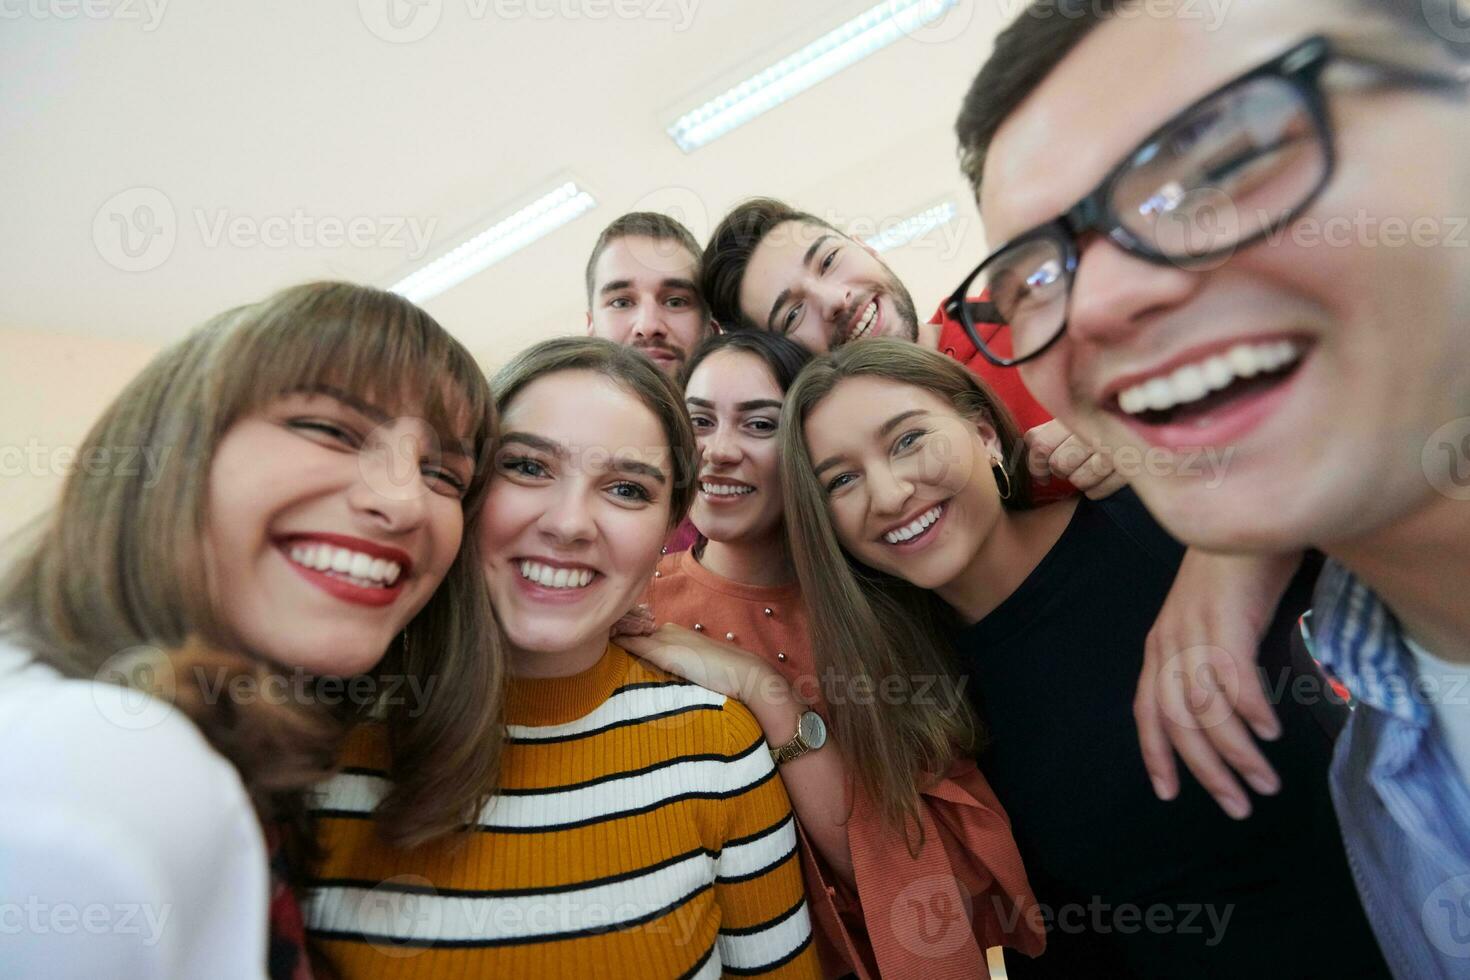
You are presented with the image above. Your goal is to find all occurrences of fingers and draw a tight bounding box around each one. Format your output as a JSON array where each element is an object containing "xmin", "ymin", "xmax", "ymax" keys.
[
  {"xmin": 1229, "ymin": 651, "xmax": 1284, "ymax": 742},
  {"xmin": 1022, "ymin": 419, "xmax": 1072, "ymax": 479},
  {"xmin": 610, "ymin": 604, "xmax": 656, "ymax": 638},
  {"xmin": 1154, "ymin": 658, "xmax": 1254, "ymax": 819},
  {"xmin": 1071, "ymin": 449, "xmax": 1125, "ymax": 500},
  {"xmin": 1134, "ymin": 658, "xmax": 1179, "ymax": 802},
  {"xmin": 1150, "ymin": 644, "xmax": 1283, "ymax": 819}
]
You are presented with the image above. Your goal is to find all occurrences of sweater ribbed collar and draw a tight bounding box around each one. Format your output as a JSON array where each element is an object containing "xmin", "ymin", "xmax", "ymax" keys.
[{"xmin": 505, "ymin": 643, "xmax": 627, "ymax": 727}]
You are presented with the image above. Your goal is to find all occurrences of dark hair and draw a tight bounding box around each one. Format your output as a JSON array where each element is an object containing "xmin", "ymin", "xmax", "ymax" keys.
[
  {"xmin": 679, "ymin": 329, "xmax": 814, "ymax": 395},
  {"xmin": 956, "ymin": 0, "xmax": 1470, "ymax": 197},
  {"xmin": 584, "ymin": 211, "xmax": 704, "ymax": 308},
  {"xmin": 700, "ymin": 197, "xmax": 840, "ymax": 332},
  {"xmin": 491, "ymin": 337, "xmax": 699, "ymax": 529}
]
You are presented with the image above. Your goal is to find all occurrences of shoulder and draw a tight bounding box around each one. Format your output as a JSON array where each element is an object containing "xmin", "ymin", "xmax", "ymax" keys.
[
  {"xmin": 1085, "ymin": 487, "xmax": 1185, "ymax": 567},
  {"xmin": 0, "ymin": 648, "xmax": 267, "ymax": 889},
  {"xmin": 0, "ymin": 647, "xmax": 268, "ymax": 970}
]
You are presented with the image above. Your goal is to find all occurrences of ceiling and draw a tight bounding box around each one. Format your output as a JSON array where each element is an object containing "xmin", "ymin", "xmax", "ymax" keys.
[{"xmin": 1, "ymin": 0, "xmax": 1010, "ymax": 367}]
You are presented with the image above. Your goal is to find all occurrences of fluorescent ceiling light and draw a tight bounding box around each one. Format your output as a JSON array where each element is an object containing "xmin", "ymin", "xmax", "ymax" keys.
[
  {"xmin": 863, "ymin": 200, "xmax": 959, "ymax": 253},
  {"xmin": 667, "ymin": 0, "xmax": 961, "ymax": 153},
  {"xmin": 391, "ymin": 181, "xmax": 596, "ymax": 303}
]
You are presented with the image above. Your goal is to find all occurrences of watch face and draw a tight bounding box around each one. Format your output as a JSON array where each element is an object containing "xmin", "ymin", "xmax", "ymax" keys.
[{"xmin": 798, "ymin": 710, "xmax": 827, "ymax": 750}]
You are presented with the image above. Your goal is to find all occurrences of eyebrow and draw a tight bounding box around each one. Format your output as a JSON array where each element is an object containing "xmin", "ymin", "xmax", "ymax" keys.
[
  {"xmin": 599, "ymin": 277, "xmax": 699, "ymax": 297},
  {"xmin": 765, "ymin": 233, "xmax": 836, "ymax": 332},
  {"xmin": 811, "ymin": 409, "xmax": 928, "ymax": 477},
  {"xmin": 686, "ymin": 397, "xmax": 784, "ymax": 412},
  {"xmin": 500, "ymin": 431, "xmax": 667, "ymax": 484},
  {"xmin": 309, "ymin": 385, "xmax": 475, "ymax": 460}
]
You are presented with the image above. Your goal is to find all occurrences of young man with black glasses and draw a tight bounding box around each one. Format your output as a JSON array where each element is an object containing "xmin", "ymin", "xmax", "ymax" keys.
[{"xmin": 954, "ymin": 1, "xmax": 1470, "ymax": 974}]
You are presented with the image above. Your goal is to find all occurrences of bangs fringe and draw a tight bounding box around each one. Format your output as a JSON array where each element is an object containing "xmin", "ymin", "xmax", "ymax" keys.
[{"xmin": 206, "ymin": 283, "xmax": 495, "ymax": 489}]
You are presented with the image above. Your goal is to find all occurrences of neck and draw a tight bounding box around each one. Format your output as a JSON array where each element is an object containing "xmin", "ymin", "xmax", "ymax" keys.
[
  {"xmin": 936, "ymin": 498, "xmax": 1078, "ymax": 625},
  {"xmin": 1331, "ymin": 493, "xmax": 1470, "ymax": 663},
  {"xmin": 917, "ymin": 320, "xmax": 942, "ymax": 350},
  {"xmin": 699, "ymin": 530, "xmax": 793, "ymax": 587},
  {"xmin": 510, "ymin": 635, "xmax": 607, "ymax": 679}
]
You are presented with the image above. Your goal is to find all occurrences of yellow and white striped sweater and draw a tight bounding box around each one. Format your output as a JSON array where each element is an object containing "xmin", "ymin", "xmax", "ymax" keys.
[{"xmin": 306, "ymin": 643, "xmax": 821, "ymax": 979}]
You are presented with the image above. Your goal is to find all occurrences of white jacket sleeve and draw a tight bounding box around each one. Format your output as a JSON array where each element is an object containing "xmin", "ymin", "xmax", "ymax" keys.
[{"xmin": 0, "ymin": 651, "xmax": 270, "ymax": 980}]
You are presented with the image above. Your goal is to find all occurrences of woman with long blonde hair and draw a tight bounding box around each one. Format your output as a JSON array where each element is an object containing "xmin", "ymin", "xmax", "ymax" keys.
[
  {"xmin": 779, "ymin": 338, "xmax": 1387, "ymax": 978},
  {"xmin": 0, "ymin": 282, "xmax": 504, "ymax": 978}
]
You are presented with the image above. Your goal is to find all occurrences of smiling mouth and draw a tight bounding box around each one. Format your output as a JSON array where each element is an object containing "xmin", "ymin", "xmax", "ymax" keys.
[
  {"xmin": 700, "ymin": 479, "xmax": 756, "ymax": 498},
  {"xmin": 1112, "ymin": 338, "xmax": 1308, "ymax": 427},
  {"xmin": 882, "ymin": 502, "xmax": 945, "ymax": 545},
  {"xmin": 518, "ymin": 560, "xmax": 597, "ymax": 590},
  {"xmin": 847, "ymin": 299, "xmax": 879, "ymax": 343}
]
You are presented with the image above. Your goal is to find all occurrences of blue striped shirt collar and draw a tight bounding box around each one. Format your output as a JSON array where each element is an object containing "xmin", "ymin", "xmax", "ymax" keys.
[{"xmin": 1311, "ymin": 559, "xmax": 1433, "ymax": 728}]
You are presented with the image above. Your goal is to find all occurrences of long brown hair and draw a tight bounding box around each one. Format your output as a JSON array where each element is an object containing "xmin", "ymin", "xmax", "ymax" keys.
[
  {"xmin": 779, "ymin": 339, "xmax": 1031, "ymax": 838},
  {"xmin": 0, "ymin": 281, "xmax": 506, "ymax": 850}
]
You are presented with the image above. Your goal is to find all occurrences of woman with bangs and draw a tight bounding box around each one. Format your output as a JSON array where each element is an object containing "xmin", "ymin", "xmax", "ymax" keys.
[
  {"xmin": 777, "ymin": 338, "xmax": 1387, "ymax": 978},
  {"xmin": 616, "ymin": 329, "xmax": 1044, "ymax": 979},
  {"xmin": 0, "ymin": 281, "xmax": 504, "ymax": 979},
  {"xmin": 308, "ymin": 337, "xmax": 820, "ymax": 979}
]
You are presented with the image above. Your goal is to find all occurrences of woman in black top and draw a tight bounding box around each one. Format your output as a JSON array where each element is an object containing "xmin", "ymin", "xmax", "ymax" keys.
[{"xmin": 779, "ymin": 339, "xmax": 1385, "ymax": 978}]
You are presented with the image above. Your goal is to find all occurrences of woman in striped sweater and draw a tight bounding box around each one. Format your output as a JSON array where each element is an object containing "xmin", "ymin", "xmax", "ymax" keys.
[{"xmin": 308, "ymin": 338, "xmax": 820, "ymax": 978}]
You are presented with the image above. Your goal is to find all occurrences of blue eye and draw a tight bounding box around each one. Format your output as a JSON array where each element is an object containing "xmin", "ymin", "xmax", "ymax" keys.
[
  {"xmin": 611, "ymin": 481, "xmax": 652, "ymax": 502},
  {"xmin": 825, "ymin": 472, "xmax": 855, "ymax": 494},
  {"xmin": 895, "ymin": 429, "xmax": 927, "ymax": 453},
  {"xmin": 501, "ymin": 456, "xmax": 547, "ymax": 478}
]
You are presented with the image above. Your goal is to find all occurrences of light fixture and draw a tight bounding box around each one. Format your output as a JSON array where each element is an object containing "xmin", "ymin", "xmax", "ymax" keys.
[
  {"xmin": 863, "ymin": 200, "xmax": 959, "ymax": 253},
  {"xmin": 667, "ymin": 0, "xmax": 961, "ymax": 153},
  {"xmin": 390, "ymin": 181, "xmax": 596, "ymax": 303}
]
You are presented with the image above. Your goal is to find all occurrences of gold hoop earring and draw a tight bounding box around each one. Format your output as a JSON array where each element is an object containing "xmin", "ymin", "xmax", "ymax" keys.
[{"xmin": 992, "ymin": 459, "xmax": 1012, "ymax": 502}]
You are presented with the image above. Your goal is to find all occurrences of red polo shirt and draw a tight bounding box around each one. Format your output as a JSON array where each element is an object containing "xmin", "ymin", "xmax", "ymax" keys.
[{"xmin": 928, "ymin": 301, "xmax": 1077, "ymax": 501}]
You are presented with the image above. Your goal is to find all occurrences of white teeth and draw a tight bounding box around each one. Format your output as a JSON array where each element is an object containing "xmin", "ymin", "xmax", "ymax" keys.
[
  {"xmin": 884, "ymin": 504, "xmax": 944, "ymax": 544},
  {"xmin": 518, "ymin": 560, "xmax": 594, "ymax": 590},
  {"xmin": 285, "ymin": 542, "xmax": 402, "ymax": 586},
  {"xmin": 1117, "ymin": 339, "xmax": 1303, "ymax": 416},
  {"xmin": 850, "ymin": 301, "xmax": 878, "ymax": 341},
  {"xmin": 701, "ymin": 481, "xmax": 755, "ymax": 496}
]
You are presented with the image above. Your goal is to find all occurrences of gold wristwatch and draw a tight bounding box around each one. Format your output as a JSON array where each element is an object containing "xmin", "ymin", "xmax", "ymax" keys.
[{"xmin": 770, "ymin": 710, "xmax": 828, "ymax": 766}]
